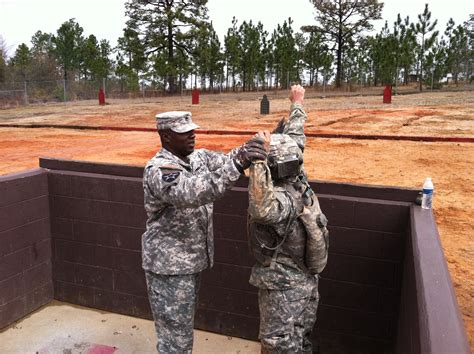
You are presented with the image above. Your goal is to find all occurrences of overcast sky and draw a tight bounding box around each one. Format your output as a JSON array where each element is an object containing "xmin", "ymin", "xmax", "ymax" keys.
[{"xmin": 1, "ymin": 0, "xmax": 472, "ymax": 56}]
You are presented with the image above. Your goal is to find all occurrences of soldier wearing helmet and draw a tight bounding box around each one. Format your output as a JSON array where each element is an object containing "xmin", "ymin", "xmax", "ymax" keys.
[{"xmin": 248, "ymin": 85, "xmax": 329, "ymax": 353}]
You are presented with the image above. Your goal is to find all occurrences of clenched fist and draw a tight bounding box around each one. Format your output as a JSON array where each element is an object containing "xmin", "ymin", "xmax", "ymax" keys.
[{"xmin": 289, "ymin": 84, "xmax": 305, "ymax": 105}]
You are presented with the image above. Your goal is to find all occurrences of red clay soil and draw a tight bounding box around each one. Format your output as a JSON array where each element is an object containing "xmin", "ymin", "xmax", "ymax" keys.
[{"xmin": 0, "ymin": 88, "xmax": 473, "ymax": 349}]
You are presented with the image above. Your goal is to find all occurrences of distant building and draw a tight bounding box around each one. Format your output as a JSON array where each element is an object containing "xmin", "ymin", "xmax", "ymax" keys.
[{"xmin": 440, "ymin": 73, "xmax": 453, "ymax": 84}]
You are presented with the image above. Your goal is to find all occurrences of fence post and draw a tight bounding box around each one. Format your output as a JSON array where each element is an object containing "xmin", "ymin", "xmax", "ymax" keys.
[
  {"xmin": 24, "ymin": 81, "xmax": 28, "ymax": 105},
  {"xmin": 431, "ymin": 68, "xmax": 434, "ymax": 91},
  {"xmin": 394, "ymin": 66, "xmax": 398, "ymax": 95}
]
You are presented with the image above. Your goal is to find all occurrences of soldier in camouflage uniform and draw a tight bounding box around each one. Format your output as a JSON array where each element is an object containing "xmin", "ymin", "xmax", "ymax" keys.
[
  {"xmin": 142, "ymin": 111, "xmax": 267, "ymax": 353},
  {"xmin": 248, "ymin": 86, "xmax": 329, "ymax": 353},
  {"xmin": 273, "ymin": 85, "xmax": 307, "ymax": 151}
]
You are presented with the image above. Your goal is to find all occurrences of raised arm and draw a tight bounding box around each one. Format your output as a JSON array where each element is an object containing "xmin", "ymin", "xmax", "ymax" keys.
[
  {"xmin": 144, "ymin": 154, "xmax": 240, "ymax": 209},
  {"xmin": 145, "ymin": 139, "xmax": 267, "ymax": 209},
  {"xmin": 273, "ymin": 84, "xmax": 307, "ymax": 151}
]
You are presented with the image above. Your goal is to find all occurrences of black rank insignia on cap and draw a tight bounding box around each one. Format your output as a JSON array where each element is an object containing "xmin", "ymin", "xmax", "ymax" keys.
[{"xmin": 162, "ymin": 172, "xmax": 180, "ymax": 183}]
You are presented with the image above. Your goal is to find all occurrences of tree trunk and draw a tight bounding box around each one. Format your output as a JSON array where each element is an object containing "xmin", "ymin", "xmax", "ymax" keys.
[
  {"xmin": 335, "ymin": 18, "xmax": 343, "ymax": 88},
  {"xmin": 225, "ymin": 64, "xmax": 229, "ymax": 92},
  {"xmin": 419, "ymin": 38, "xmax": 424, "ymax": 92},
  {"xmin": 63, "ymin": 68, "xmax": 68, "ymax": 101},
  {"xmin": 167, "ymin": 23, "xmax": 176, "ymax": 93}
]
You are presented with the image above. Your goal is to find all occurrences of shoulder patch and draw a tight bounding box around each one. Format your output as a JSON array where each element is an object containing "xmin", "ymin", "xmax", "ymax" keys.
[{"xmin": 162, "ymin": 171, "xmax": 180, "ymax": 184}]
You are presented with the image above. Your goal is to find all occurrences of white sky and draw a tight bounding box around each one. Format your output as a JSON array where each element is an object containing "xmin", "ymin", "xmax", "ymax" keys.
[{"xmin": 0, "ymin": 0, "xmax": 472, "ymax": 57}]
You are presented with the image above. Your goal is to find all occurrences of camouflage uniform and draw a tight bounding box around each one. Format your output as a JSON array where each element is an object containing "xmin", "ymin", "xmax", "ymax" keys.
[
  {"xmin": 273, "ymin": 103, "xmax": 307, "ymax": 151},
  {"xmin": 248, "ymin": 105, "xmax": 328, "ymax": 353},
  {"xmin": 143, "ymin": 111, "xmax": 241, "ymax": 353}
]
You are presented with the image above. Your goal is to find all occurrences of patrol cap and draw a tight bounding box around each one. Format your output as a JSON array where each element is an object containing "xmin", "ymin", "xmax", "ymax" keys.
[{"xmin": 155, "ymin": 111, "xmax": 200, "ymax": 133}]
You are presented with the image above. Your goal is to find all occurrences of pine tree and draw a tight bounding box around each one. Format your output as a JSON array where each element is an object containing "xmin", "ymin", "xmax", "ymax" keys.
[
  {"xmin": 80, "ymin": 35, "xmax": 100, "ymax": 80},
  {"xmin": 52, "ymin": 19, "xmax": 84, "ymax": 83},
  {"xmin": 10, "ymin": 44, "xmax": 31, "ymax": 81},
  {"xmin": 303, "ymin": 0, "xmax": 383, "ymax": 88},
  {"xmin": 239, "ymin": 20, "xmax": 264, "ymax": 91},
  {"xmin": 465, "ymin": 15, "xmax": 474, "ymax": 82},
  {"xmin": 273, "ymin": 18, "xmax": 298, "ymax": 89},
  {"xmin": 371, "ymin": 22, "xmax": 398, "ymax": 86},
  {"xmin": 303, "ymin": 32, "xmax": 330, "ymax": 86},
  {"xmin": 411, "ymin": 4, "xmax": 439, "ymax": 91},
  {"xmin": 425, "ymin": 39, "xmax": 446, "ymax": 89},
  {"xmin": 125, "ymin": 0, "xmax": 209, "ymax": 93},
  {"xmin": 444, "ymin": 19, "xmax": 470, "ymax": 84},
  {"xmin": 30, "ymin": 31, "xmax": 59, "ymax": 86},
  {"xmin": 116, "ymin": 26, "xmax": 146, "ymax": 90},
  {"xmin": 0, "ymin": 36, "xmax": 9, "ymax": 83},
  {"xmin": 392, "ymin": 14, "xmax": 416, "ymax": 87},
  {"xmin": 224, "ymin": 17, "xmax": 242, "ymax": 91},
  {"xmin": 207, "ymin": 25, "xmax": 224, "ymax": 91}
]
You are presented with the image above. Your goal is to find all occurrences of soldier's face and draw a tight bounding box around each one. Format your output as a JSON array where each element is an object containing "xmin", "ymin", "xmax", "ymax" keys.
[{"xmin": 166, "ymin": 129, "xmax": 196, "ymax": 159}]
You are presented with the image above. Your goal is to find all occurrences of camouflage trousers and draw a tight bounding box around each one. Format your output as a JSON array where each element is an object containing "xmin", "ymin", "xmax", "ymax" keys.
[
  {"xmin": 145, "ymin": 271, "xmax": 201, "ymax": 353},
  {"xmin": 258, "ymin": 275, "xmax": 319, "ymax": 354}
]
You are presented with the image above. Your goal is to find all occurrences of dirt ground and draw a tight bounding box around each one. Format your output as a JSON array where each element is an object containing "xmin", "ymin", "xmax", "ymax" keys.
[{"xmin": 0, "ymin": 88, "xmax": 473, "ymax": 348}]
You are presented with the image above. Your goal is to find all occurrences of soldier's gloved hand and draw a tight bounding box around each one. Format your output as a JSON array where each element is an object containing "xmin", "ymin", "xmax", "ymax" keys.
[{"xmin": 233, "ymin": 137, "xmax": 268, "ymax": 172}]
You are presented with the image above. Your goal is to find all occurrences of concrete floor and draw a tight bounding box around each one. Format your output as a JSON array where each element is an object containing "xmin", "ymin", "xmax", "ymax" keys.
[{"xmin": 0, "ymin": 300, "xmax": 261, "ymax": 353}]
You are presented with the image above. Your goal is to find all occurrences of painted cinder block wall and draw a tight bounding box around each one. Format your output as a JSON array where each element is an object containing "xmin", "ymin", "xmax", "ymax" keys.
[
  {"xmin": 41, "ymin": 159, "xmax": 411, "ymax": 353},
  {"xmin": 47, "ymin": 166, "xmax": 150, "ymax": 319},
  {"xmin": 0, "ymin": 159, "xmax": 469, "ymax": 354},
  {"xmin": 0, "ymin": 169, "xmax": 53, "ymax": 327}
]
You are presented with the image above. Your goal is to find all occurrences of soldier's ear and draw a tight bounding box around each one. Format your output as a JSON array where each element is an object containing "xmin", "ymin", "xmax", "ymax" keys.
[{"xmin": 159, "ymin": 130, "xmax": 172, "ymax": 144}]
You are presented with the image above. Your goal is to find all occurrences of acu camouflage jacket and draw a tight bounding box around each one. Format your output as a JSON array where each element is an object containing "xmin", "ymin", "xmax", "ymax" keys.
[{"xmin": 142, "ymin": 148, "xmax": 241, "ymax": 275}]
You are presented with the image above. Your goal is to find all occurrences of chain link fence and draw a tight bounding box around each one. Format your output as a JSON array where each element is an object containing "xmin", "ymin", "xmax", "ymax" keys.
[
  {"xmin": 0, "ymin": 79, "xmax": 135, "ymax": 108},
  {"xmin": 0, "ymin": 71, "xmax": 311, "ymax": 108}
]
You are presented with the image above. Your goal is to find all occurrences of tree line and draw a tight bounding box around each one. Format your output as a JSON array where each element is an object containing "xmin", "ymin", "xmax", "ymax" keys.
[{"xmin": 0, "ymin": 0, "xmax": 472, "ymax": 99}]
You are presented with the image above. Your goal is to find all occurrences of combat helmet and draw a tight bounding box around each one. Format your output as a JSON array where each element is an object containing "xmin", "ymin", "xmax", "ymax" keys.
[{"xmin": 268, "ymin": 134, "xmax": 303, "ymax": 180}]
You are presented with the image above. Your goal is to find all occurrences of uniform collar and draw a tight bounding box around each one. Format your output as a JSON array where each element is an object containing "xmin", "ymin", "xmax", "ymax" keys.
[{"xmin": 160, "ymin": 147, "xmax": 194, "ymax": 169}]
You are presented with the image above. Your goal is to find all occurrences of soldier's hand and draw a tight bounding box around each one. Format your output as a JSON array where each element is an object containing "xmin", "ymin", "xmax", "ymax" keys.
[
  {"xmin": 233, "ymin": 137, "xmax": 268, "ymax": 172},
  {"xmin": 289, "ymin": 84, "xmax": 305, "ymax": 105},
  {"xmin": 255, "ymin": 131, "xmax": 271, "ymax": 151}
]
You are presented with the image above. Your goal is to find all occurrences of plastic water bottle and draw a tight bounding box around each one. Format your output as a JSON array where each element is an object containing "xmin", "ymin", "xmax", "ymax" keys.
[{"xmin": 421, "ymin": 178, "xmax": 434, "ymax": 209}]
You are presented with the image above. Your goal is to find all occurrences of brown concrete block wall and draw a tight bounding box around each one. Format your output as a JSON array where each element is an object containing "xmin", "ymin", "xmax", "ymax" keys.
[
  {"xmin": 47, "ymin": 170, "xmax": 150, "ymax": 318},
  {"xmin": 395, "ymin": 207, "xmax": 470, "ymax": 354},
  {"xmin": 205, "ymin": 188, "xmax": 410, "ymax": 352},
  {"xmin": 41, "ymin": 160, "xmax": 411, "ymax": 352},
  {"xmin": 314, "ymin": 195, "xmax": 409, "ymax": 352},
  {"xmin": 395, "ymin": 225, "xmax": 420, "ymax": 353},
  {"xmin": 1, "ymin": 159, "xmax": 468, "ymax": 354},
  {"xmin": 196, "ymin": 187, "xmax": 258, "ymax": 339},
  {"xmin": 0, "ymin": 169, "xmax": 53, "ymax": 329}
]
